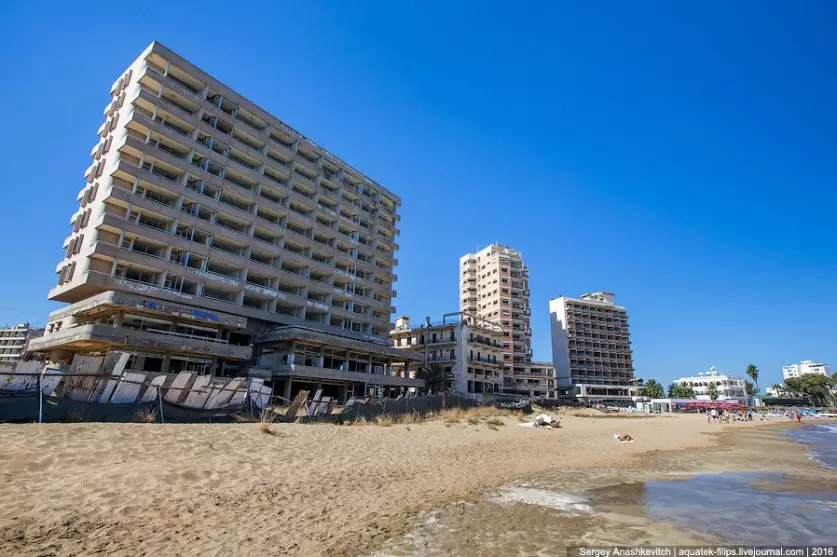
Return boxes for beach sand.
[0,413,791,556]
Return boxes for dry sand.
[0,412,782,556]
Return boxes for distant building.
[549,292,638,403]
[460,244,537,381]
[502,361,556,398]
[783,360,829,381]
[390,313,505,396]
[674,369,747,402]
[0,324,44,366]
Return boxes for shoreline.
[0,415,827,556]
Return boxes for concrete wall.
[549,298,572,388]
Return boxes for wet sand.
[371,420,837,556]
[0,414,806,556]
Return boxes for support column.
[283,379,292,402]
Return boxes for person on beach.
[711,408,717,422]
[796,412,802,423]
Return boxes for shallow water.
[370,422,837,556]
[786,422,837,470]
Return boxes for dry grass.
[485,417,505,427]
[345,406,527,427]
[132,407,158,423]
[374,415,394,427]
[259,409,282,436]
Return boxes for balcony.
[31,323,251,360]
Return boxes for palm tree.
[706,382,719,401]
[642,379,664,398]
[746,364,759,392]
[417,363,455,394]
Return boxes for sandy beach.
[0,413,807,556]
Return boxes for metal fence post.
[158,386,165,424]
[37,373,43,424]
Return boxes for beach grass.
[346,406,525,427]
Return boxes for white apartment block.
[549,292,637,403]
[29,41,423,403]
[0,324,44,365]
[783,360,830,381]
[460,244,555,397]
[674,370,747,402]
[391,313,505,396]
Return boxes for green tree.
[417,363,455,394]
[746,364,759,391]
[784,375,836,407]
[706,382,719,401]
[667,382,696,399]
[642,379,664,398]
[745,380,759,397]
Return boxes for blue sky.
[1,1,834,389]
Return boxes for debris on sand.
[517,413,562,429]
[613,433,635,443]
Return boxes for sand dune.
[0,413,772,556]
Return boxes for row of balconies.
[122,120,397,256]
[108,156,397,286]
[96,205,393,305]
[107,238,391,314]
[135,67,401,224]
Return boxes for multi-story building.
[0,324,44,366]
[549,292,638,403]
[783,360,830,381]
[502,361,556,398]
[29,41,423,402]
[459,244,555,397]
[673,370,747,402]
[390,313,504,396]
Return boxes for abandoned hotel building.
[29,41,424,402]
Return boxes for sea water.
[370,423,837,556]
[786,422,837,470]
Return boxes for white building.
[0,324,44,366]
[783,360,830,381]
[674,369,747,402]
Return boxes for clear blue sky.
[1,1,834,389]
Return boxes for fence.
[0,371,264,424]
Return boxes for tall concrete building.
[390,312,504,395]
[0,324,44,366]
[459,244,554,397]
[549,292,637,403]
[30,41,422,402]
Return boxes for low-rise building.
[502,361,556,398]
[673,369,747,402]
[391,313,505,396]
[0,324,44,365]
[783,360,830,381]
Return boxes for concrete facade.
[459,244,554,397]
[0,324,44,365]
[390,313,504,396]
[549,292,637,403]
[30,41,420,400]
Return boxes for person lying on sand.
[613,433,635,443]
